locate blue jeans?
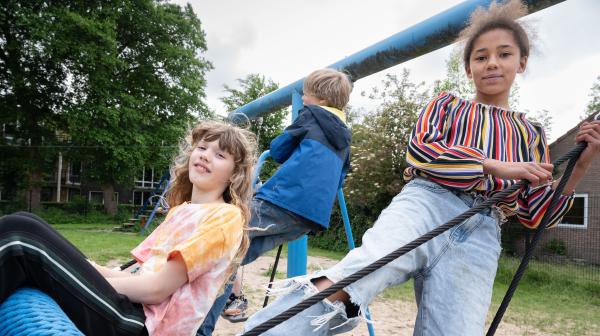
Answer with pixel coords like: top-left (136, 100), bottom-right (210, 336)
top-left (196, 198), bottom-right (317, 336)
top-left (244, 178), bottom-right (502, 335)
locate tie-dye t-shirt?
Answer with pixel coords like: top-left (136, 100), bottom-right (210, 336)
top-left (131, 202), bottom-right (243, 336)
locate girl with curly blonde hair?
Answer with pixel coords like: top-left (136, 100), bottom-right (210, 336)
top-left (0, 120), bottom-right (257, 336)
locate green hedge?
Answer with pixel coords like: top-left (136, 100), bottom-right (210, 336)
top-left (0, 201), bottom-right (135, 225)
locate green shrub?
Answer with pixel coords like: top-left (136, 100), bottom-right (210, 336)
top-left (0, 201), bottom-right (26, 215)
top-left (544, 238), bottom-right (567, 256)
top-left (310, 202), bottom-right (380, 252)
top-left (29, 204), bottom-right (134, 225)
top-left (500, 219), bottom-right (529, 256)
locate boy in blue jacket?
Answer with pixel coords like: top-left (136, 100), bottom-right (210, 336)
top-left (197, 68), bottom-right (353, 335)
top-left (248, 68), bottom-right (353, 261)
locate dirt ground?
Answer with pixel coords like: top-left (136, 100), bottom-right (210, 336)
top-left (210, 255), bottom-right (550, 336)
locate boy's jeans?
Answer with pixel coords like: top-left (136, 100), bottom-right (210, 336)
top-left (244, 178), bottom-right (502, 336)
top-left (197, 198), bottom-right (317, 336)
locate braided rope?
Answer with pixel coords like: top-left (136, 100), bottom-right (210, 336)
top-left (243, 141), bottom-right (588, 336)
top-left (486, 142), bottom-right (586, 335)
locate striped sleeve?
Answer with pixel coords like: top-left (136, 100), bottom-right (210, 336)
top-left (406, 92), bottom-right (487, 190)
top-left (515, 125), bottom-right (574, 228)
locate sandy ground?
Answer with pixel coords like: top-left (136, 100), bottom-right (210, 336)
top-left (209, 255), bottom-right (551, 336)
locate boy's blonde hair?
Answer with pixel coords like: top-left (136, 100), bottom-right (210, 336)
top-left (303, 68), bottom-right (353, 110)
top-left (167, 121), bottom-right (257, 262)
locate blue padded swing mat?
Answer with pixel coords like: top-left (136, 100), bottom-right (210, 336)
top-left (0, 288), bottom-right (83, 336)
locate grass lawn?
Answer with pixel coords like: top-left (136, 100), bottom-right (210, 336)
top-left (369, 254), bottom-right (600, 335)
top-left (54, 223), bottom-right (145, 265)
top-left (54, 223), bottom-right (600, 335)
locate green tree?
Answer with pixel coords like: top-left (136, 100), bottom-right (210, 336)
top-left (347, 70), bottom-right (429, 208)
top-left (0, 1), bottom-right (212, 214)
top-left (65, 1), bottom-right (212, 214)
top-left (584, 75), bottom-right (600, 118)
top-left (432, 49), bottom-right (475, 99)
top-left (221, 74), bottom-right (287, 152)
top-left (526, 109), bottom-right (554, 140)
top-left (0, 1), bottom-right (91, 209)
top-left (221, 74), bottom-right (287, 181)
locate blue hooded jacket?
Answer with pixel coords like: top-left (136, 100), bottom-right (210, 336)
top-left (255, 105), bottom-right (351, 229)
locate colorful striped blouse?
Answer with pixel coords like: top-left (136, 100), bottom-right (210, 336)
top-left (404, 91), bottom-right (573, 228)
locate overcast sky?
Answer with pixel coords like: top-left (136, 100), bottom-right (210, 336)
top-left (174, 0), bottom-right (600, 140)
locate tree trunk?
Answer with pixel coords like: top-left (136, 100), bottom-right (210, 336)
top-left (27, 171), bottom-right (42, 211)
top-left (102, 184), bottom-right (117, 216)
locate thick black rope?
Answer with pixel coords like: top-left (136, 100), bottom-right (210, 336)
top-left (243, 142), bottom-right (587, 336)
top-left (486, 142), bottom-right (586, 335)
top-left (263, 245), bottom-right (283, 308)
top-left (120, 258), bottom-right (137, 270)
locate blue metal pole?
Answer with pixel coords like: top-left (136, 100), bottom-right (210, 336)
top-left (337, 188), bottom-right (355, 249)
top-left (287, 91), bottom-right (308, 278)
top-left (141, 180), bottom-right (170, 234)
top-left (231, 0), bottom-right (564, 120)
top-left (338, 188), bottom-right (375, 336)
top-left (252, 150), bottom-right (271, 188)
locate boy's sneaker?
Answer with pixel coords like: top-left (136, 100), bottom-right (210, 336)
top-left (221, 294), bottom-right (249, 323)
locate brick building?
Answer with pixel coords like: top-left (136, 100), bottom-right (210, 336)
top-left (538, 113), bottom-right (600, 264)
top-left (38, 163), bottom-right (166, 207)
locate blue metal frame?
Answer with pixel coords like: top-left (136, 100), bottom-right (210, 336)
top-left (140, 180), bottom-right (170, 234)
top-left (231, 1), bottom-right (564, 334)
top-left (232, 0), bottom-right (564, 281)
top-left (337, 189), bottom-right (355, 249)
top-left (338, 189), bottom-right (375, 336)
top-left (287, 90), bottom-right (308, 278)
top-left (252, 150), bottom-right (271, 188)
top-left (230, 0), bottom-right (564, 120)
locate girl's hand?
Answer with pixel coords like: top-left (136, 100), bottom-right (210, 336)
top-left (574, 120), bottom-right (600, 172)
top-left (483, 159), bottom-right (553, 187)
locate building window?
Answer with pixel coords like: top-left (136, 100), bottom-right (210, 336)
top-left (41, 187), bottom-right (53, 202)
top-left (68, 189), bottom-right (81, 202)
top-left (132, 190), bottom-right (155, 206)
top-left (0, 187), bottom-right (16, 201)
top-left (89, 191), bottom-right (119, 205)
top-left (558, 193), bottom-right (588, 229)
top-left (135, 167), bottom-right (156, 188)
top-left (67, 162), bottom-right (82, 185)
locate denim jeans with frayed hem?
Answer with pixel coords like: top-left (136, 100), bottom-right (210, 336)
top-left (243, 178), bottom-right (502, 336)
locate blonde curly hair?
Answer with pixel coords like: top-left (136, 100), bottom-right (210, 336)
top-left (167, 120), bottom-right (257, 262)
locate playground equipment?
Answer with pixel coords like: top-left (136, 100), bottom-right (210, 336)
top-left (231, 0), bottom-right (572, 334)
top-left (114, 171), bottom-right (170, 233)
top-left (231, 0), bottom-right (566, 279)
top-left (0, 288), bottom-right (82, 335)
top-left (0, 0), bottom-right (574, 334)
